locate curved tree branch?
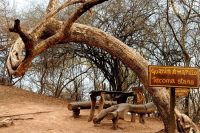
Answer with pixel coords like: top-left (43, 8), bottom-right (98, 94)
top-left (32, 0), bottom-right (86, 38)
top-left (7, 0), bottom-right (106, 76)
top-left (9, 19), bottom-right (33, 47)
top-left (62, 0), bottom-right (108, 33)
top-left (46, 0), bottom-right (59, 15)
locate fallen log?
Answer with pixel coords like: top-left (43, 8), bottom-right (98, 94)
top-left (93, 102), bottom-right (156, 129)
top-left (67, 101), bottom-right (117, 118)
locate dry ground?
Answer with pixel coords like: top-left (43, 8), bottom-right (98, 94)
top-left (0, 85), bottom-right (164, 133)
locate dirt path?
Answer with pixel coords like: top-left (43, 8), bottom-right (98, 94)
top-left (0, 85), bottom-right (164, 133)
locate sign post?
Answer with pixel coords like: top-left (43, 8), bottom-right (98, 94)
top-left (148, 66), bottom-right (199, 133)
top-left (169, 87), bottom-right (175, 133)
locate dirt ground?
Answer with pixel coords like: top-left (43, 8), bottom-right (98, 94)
top-left (0, 85), bottom-right (165, 133)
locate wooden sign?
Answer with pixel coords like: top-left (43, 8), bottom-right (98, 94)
top-left (176, 88), bottom-right (190, 96)
top-left (148, 66), bottom-right (199, 88)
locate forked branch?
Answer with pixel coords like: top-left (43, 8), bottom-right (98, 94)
top-left (32, 0), bottom-right (86, 37)
top-left (9, 19), bottom-right (32, 45)
top-left (62, 0), bottom-right (108, 33)
top-left (9, 19), bottom-right (34, 56)
top-left (45, 0), bottom-right (59, 15)
top-left (7, 0), bottom-right (107, 77)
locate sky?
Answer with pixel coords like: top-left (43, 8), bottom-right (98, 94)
top-left (9, 0), bottom-right (48, 12)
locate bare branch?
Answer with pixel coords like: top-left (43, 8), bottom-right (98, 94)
top-left (184, 0), bottom-right (193, 21)
top-left (181, 0), bottom-right (200, 18)
top-left (32, 0), bottom-right (86, 40)
top-left (167, 0), bottom-right (191, 65)
top-left (9, 19), bottom-right (32, 45)
top-left (170, 0), bottom-right (184, 23)
top-left (47, 0), bottom-right (85, 20)
top-left (45, 0), bottom-right (59, 15)
top-left (62, 0), bottom-right (108, 33)
top-left (9, 19), bottom-right (35, 58)
top-left (33, 0), bottom-right (108, 57)
top-left (166, 0), bottom-right (181, 47)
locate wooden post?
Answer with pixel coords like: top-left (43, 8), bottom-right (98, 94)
top-left (131, 113), bottom-right (136, 122)
top-left (88, 94), bottom-right (97, 122)
top-left (72, 109), bottom-right (80, 118)
top-left (98, 92), bottom-right (105, 113)
top-left (169, 87), bottom-right (176, 133)
top-left (139, 113), bottom-right (145, 124)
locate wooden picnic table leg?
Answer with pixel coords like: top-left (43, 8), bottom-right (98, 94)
top-left (131, 113), bottom-right (136, 122)
top-left (98, 92), bottom-right (105, 113)
top-left (72, 108), bottom-right (80, 118)
top-left (139, 113), bottom-right (145, 124)
top-left (88, 93), bottom-right (97, 122)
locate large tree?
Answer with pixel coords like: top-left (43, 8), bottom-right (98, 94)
top-left (6, 0), bottom-right (200, 132)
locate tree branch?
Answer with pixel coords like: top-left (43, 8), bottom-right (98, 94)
top-left (167, 0), bottom-right (191, 65)
top-left (32, 0), bottom-right (85, 38)
top-left (33, 0), bottom-right (108, 57)
top-left (9, 19), bottom-right (33, 46)
top-left (166, 0), bottom-right (182, 47)
top-left (45, 0), bottom-right (59, 15)
top-left (62, 0), bottom-right (108, 33)
top-left (170, 0), bottom-right (184, 23)
top-left (180, 0), bottom-right (200, 18)
top-left (7, 0), bottom-right (107, 77)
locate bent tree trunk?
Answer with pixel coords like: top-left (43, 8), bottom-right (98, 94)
top-left (6, 0), bottom-right (199, 132)
top-left (69, 23), bottom-right (170, 131)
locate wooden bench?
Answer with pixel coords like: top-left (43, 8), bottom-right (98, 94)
top-left (93, 102), bottom-right (157, 129)
top-left (88, 90), bottom-right (135, 121)
top-left (67, 101), bottom-right (117, 118)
